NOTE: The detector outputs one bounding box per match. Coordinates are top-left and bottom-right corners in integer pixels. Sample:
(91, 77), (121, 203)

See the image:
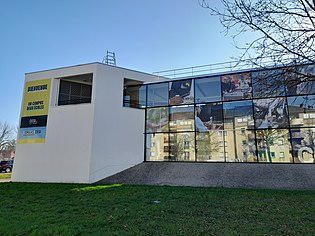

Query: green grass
(0, 173), (11, 179)
(0, 183), (314, 235)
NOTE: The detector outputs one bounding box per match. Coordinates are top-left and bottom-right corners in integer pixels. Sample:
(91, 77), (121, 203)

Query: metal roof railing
(152, 59), (275, 79)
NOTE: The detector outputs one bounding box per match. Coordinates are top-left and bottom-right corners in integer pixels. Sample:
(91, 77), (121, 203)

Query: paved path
(0, 179), (11, 183)
(98, 162), (315, 190)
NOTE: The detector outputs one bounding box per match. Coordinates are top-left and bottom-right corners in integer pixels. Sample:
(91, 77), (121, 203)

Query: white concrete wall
(89, 64), (158, 182)
(13, 63), (159, 183)
(13, 64), (97, 183)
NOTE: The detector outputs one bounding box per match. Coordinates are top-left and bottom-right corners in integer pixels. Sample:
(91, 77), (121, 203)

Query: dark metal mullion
(193, 79), (197, 162)
(251, 99), (260, 163)
(144, 85), (148, 162)
(221, 102), (227, 163)
(68, 81), (71, 105)
(218, 75), (227, 163)
(286, 96), (295, 163)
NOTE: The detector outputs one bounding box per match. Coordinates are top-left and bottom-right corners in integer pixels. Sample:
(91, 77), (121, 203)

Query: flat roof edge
(25, 62), (156, 77)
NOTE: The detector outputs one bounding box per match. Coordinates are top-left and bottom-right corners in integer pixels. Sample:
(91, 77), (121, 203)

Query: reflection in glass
(221, 73), (252, 101)
(123, 85), (146, 108)
(291, 128), (315, 163)
(170, 105), (194, 132)
(169, 132), (195, 161)
(287, 95), (315, 127)
(146, 107), (169, 133)
(195, 76), (221, 103)
(146, 133), (169, 161)
(196, 131), (224, 162)
(169, 79), (194, 105)
(195, 103), (223, 131)
(252, 69), (286, 98)
(254, 98), (289, 129)
(286, 64), (315, 95)
(223, 101), (256, 162)
(147, 83), (168, 107)
(256, 129), (293, 163)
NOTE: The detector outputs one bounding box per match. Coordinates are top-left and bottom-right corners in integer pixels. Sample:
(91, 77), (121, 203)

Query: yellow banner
(21, 79), (51, 117)
(18, 138), (46, 144)
(18, 79), (51, 144)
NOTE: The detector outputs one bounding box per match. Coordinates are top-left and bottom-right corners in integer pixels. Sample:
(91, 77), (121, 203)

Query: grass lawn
(0, 173), (11, 179)
(0, 183), (314, 235)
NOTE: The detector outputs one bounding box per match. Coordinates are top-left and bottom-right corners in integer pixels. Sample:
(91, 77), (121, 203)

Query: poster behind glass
(146, 107), (169, 133)
(169, 79), (194, 105)
(221, 73), (252, 101)
(195, 103), (223, 131)
(254, 98), (289, 129)
(290, 128), (315, 163)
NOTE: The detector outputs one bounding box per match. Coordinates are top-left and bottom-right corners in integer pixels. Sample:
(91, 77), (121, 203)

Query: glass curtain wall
(124, 65), (315, 163)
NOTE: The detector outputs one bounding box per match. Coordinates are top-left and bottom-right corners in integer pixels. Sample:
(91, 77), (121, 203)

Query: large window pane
(58, 74), (93, 106)
(146, 133), (169, 161)
(195, 103), (223, 131)
(147, 83), (168, 107)
(287, 95), (315, 127)
(252, 69), (286, 98)
(223, 101), (256, 162)
(256, 129), (293, 163)
(170, 105), (194, 132)
(291, 128), (315, 163)
(254, 98), (289, 129)
(146, 107), (169, 133)
(169, 79), (194, 105)
(169, 133), (195, 161)
(286, 64), (315, 95)
(123, 85), (146, 108)
(195, 76), (221, 103)
(221, 73), (252, 101)
(196, 131), (224, 162)
(224, 129), (257, 162)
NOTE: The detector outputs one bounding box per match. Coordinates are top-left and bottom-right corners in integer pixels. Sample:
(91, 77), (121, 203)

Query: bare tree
(199, 0), (315, 96)
(0, 122), (16, 160)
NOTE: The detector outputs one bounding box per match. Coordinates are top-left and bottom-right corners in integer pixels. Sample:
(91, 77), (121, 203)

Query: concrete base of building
(97, 162), (315, 190)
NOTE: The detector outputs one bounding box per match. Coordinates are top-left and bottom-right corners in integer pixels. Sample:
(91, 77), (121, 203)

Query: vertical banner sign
(18, 79), (51, 144)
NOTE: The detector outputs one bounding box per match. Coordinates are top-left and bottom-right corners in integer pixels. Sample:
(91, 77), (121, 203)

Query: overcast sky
(1, 0), (245, 127)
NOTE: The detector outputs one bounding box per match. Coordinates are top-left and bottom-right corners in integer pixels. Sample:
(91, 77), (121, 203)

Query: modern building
(13, 62), (315, 183)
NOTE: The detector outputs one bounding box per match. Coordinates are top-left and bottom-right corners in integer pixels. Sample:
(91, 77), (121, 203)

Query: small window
(184, 151), (190, 160)
(241, 128), (246, 134)
(58, 73), (92, 106)
(184, 141), (190, 149)
(279, 152), (285, 159)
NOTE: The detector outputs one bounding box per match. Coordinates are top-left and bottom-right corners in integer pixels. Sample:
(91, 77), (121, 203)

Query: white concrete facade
(13, 63), (159, 183)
